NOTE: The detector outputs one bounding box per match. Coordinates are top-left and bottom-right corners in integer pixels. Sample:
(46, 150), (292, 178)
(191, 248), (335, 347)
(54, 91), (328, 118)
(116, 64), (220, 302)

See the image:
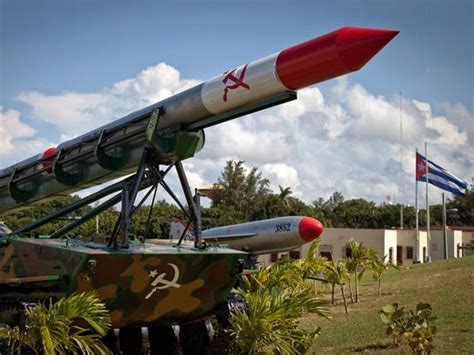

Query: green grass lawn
(302, 256), (474, 353)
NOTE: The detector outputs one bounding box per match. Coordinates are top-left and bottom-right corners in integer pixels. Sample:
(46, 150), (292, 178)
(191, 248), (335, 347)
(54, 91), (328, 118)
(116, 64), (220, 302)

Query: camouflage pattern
(0, 235), (245, 328)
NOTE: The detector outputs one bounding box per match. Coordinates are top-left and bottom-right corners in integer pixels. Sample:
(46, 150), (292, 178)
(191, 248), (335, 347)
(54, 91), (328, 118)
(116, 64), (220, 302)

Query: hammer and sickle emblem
(145, 263), (181, 300)
(222, 64), (250, 102)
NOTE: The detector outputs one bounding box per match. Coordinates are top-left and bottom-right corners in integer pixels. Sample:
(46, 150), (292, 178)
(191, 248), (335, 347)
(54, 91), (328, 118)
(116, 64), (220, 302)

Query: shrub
(379, 303), (437, 354)
(229, 260), (331, 354)
(0, 292), (111, 355)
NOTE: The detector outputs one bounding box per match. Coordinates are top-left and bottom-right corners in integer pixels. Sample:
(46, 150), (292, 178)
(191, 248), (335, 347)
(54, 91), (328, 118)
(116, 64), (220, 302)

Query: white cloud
(261, 163), (301, 197)
(3, 63), (472, 207)
(0, 107), (58, 168)
(413, 99), (467, 146)
(427, 115), (467, 146)
(182, 161), (206, 191)
(201, 119), (295, 163)
(17, 63), (200, 138)
(17, 91), (104, 134)
(0, 107), (36, 155)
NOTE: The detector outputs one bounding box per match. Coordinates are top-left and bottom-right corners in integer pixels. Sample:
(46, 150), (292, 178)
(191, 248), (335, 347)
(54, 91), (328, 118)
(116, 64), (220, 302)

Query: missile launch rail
(0, 92), (296, 215)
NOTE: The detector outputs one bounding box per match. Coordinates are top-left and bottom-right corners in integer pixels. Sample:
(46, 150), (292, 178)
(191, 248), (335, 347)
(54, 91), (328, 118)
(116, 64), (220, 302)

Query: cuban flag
(416, 153), (469, 196)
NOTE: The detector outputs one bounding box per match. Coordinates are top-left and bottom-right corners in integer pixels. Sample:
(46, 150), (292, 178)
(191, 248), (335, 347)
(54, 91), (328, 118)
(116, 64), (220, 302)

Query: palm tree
(5, 292), (111, 354)
(368, 254), (398, 297)
(298, 240), (329, 274)
(278, 185), (293, 209)
(345, 239), (370, 303)
(295, 240), (331, 295)
(324, 260), (350, 314)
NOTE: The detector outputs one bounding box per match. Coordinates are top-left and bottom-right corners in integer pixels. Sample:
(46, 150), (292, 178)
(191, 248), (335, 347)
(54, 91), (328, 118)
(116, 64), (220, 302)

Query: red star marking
(417, 161), (425, 176)
(416, 155), (430, 179)
(222, 64), (250, 102)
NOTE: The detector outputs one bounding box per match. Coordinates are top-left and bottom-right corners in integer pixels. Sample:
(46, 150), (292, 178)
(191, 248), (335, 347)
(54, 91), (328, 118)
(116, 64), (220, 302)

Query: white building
(308, 228), (398, 264)
(430, 230), (463, 259)
(396, 229), (428, 264)
(257, 228), (466, 267)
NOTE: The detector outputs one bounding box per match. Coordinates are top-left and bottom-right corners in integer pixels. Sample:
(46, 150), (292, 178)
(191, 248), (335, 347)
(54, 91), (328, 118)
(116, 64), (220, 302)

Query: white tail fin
(169, 219), (194, 241)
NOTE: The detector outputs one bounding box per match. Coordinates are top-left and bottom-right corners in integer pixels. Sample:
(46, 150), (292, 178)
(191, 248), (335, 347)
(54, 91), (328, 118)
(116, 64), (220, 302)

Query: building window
(270, 253), (278, 262)
(289, 251), (300, 260)
(406, 247), (413, 259)
(345, 247), (352, 258)
(389, 247), (393, 264)
(320, 251), (333, 261)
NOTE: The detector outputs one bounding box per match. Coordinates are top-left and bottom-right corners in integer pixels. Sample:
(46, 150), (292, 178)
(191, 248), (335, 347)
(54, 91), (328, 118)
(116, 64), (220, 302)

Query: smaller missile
(170, 216), (323, 255)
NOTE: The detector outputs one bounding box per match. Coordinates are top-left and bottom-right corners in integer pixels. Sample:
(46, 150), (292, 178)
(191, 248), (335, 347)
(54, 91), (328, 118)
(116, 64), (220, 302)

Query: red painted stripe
(276, 27), (399, 90)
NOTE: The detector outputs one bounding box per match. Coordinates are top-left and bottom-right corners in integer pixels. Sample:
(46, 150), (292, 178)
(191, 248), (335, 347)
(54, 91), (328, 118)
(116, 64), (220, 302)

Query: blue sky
(1, 0), (473, 204)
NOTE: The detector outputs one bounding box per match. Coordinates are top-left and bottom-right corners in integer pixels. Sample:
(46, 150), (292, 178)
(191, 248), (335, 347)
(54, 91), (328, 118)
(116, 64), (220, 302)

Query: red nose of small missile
(276, 27), (399, 90)
(42, 147), (57, 158)
(298, 217), (324, 243)
(42, 147), (57, 171)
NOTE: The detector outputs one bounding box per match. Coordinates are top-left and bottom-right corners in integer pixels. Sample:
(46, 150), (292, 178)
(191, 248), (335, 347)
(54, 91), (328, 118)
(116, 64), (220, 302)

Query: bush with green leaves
(229, 259), (331, 354)
(0, 292), (111, 355)
(379, 303), (437, 354)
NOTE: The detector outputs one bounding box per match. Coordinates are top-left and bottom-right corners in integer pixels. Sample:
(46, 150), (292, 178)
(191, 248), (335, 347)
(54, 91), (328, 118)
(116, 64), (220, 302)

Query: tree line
(2, 160), (472, 238)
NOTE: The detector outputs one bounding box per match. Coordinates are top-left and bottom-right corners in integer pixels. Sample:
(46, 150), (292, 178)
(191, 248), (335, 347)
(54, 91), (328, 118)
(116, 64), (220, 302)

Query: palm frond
(2, 292), (111, 354)
(231, 261), (330, 354)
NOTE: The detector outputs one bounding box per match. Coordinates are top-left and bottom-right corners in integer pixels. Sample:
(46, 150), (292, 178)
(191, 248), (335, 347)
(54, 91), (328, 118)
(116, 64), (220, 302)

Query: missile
(0, 27), (398, 213)
(170, 216), (324, 255)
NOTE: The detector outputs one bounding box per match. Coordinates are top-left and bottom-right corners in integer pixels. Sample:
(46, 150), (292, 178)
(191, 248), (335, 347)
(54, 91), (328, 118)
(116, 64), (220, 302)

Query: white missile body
(170, 216), (323, 255)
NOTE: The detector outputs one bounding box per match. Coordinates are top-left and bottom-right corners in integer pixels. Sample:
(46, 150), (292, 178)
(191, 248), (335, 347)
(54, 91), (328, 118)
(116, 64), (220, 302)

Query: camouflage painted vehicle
(0, 236), (244, 327)
(0, 233), (245, 352)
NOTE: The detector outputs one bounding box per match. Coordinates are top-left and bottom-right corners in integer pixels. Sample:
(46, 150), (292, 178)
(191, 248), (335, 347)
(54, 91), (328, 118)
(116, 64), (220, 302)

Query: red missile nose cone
(298, 217), (324, 243)
(276, 27), (399, 90)
(337, 27), (399, 71)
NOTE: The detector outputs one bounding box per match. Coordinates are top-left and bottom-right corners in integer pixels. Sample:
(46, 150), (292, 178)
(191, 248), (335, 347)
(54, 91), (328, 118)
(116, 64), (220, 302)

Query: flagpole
(399, 91), (403, 229)
(415, 148), (419, 263)
(442, 192), (448, 260)
(425, 142), (431, 262)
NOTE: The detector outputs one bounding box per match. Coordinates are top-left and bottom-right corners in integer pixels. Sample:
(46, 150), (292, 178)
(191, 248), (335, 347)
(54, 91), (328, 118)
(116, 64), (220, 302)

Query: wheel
(179, 321), (211, 355)
(148, 323), (179, 355)
(102, 329), (119, 354)
(118, 327), (143, 355)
